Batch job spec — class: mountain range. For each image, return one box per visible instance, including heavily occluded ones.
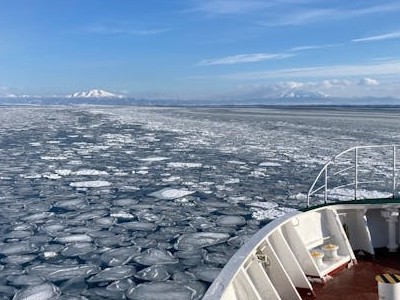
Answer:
[0,88,398,106]
[68,89,123,99]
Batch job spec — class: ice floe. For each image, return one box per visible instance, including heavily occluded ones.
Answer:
[69,180,112,188]
[134,265,171,281]
[149,188,195,200]
[74,169,109,176]
[126,281,203,300]
[12,283,61,300]
[175,232,230,251]
[27,264,101,281]
[139,157,170,162]
[88,266,136,283]
[167,162,203,168]
[134,248,178,265]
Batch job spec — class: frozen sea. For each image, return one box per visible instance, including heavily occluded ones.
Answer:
[0,106,399,299]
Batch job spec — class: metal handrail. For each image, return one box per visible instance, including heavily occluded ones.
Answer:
[307,145,400,207]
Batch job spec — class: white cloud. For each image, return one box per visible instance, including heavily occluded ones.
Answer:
[358,77,380,86]
[352,30,400,42]
[221,60,399,80]
[260,3,400,26]
[225,77,396,99]
[199,53,293,66]
[320,79,352,89]
[290,44,339,52]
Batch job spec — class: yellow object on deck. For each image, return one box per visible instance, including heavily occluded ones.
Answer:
[375,273,400,284]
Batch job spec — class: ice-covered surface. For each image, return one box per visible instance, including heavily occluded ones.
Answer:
[0,106,400,299]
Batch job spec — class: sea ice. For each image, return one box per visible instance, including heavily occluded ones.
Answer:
[69,180,112,188]
[2,255,37,265]
[149,188,195,200]
[139,157,170,162]
[0,242,38,256]
[192,267,222,282]
[12,283,61,300]
[27,264,101,281]
[55,234,93,244]
[74,169,109,176]
[175,232,230,251]
[167,162,203,168]
[87,266,136,282]
[106,278,135,292]
[133,248,179,265]
[100,246,141,267]
[216,216,246,227]
[6,275,45,286]
[259,162,282,167]
[134,265,170,282]
[61,243,97,257]
[126,282,193,300]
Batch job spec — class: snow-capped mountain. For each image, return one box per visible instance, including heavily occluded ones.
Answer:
[68,89,123,98]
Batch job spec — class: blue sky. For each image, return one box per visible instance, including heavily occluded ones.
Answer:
[0,0,399,100]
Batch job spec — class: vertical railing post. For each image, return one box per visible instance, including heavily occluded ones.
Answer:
[324,167,328,204]
[393,145,397,198]
[354,147,358,200]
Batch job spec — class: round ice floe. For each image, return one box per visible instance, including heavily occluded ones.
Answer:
[1,254,37,265]
[88,266,136,283]
[12,283,61,300]
[167,162,202,168]
[113,198,139,206]
[53,199,87,210]
[216,216,246,227]
[133,249,178,266]
[106,278,135,292]
[227,235,252,248]
[59,276,87,295]
[95,217,116,227]
[148,188,195,200]
[110,211,135,220]
[259,162,282,167]
[118,221,157,232]
[192,267,222,282]
[22,212,55,222]
[27,264,101,281]
[6,274,45,286]
[251,208,287,221]
[74,169,109,176]
[139,157,170,162]
[175,232,230,251]
[4,230,33,239]
[69,181,112,188]
[82,287,125,299]
[203,252,231,265]
[0,242,38,256]
[61,243,97,257]
[54,169,72,176]
[246,201,278,209]
[93,235,126,247]
[134,265,170,282]
[100,246,141,267]
[55,234,93,244]
[126,282,193,300]
[171,271,198,283]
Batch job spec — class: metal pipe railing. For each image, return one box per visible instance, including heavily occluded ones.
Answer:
[307,145,400,207]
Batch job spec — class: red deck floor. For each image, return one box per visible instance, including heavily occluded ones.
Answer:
[307,249,400,299]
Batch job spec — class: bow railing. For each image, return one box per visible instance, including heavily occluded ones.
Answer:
[307,145,400,207]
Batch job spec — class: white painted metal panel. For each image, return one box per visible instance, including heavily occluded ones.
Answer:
[269,229,312,290]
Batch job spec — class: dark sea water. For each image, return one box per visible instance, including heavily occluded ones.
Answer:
[0,106,399,299]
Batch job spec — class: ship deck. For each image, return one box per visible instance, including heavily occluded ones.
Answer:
[306,248,400,299]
